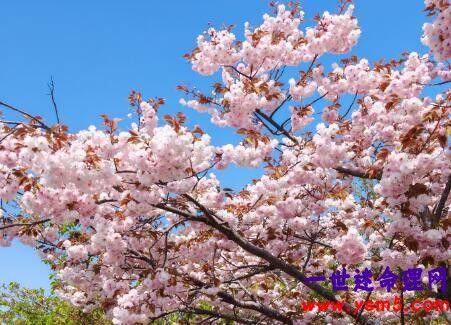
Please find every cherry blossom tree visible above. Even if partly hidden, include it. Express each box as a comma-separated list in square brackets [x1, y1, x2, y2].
[0, 1, 449, 324]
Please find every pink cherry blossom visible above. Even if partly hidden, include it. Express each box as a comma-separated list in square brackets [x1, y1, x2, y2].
[0, 1, 449, 324]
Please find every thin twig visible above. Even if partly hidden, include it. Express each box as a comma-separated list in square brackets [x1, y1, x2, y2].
[47, 76, 61, 124]
[0, 218, 50, 231]
[341, 91, 358, 120]
[0, 101, 50, 130]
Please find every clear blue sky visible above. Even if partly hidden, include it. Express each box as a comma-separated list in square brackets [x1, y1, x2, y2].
[0, 0, 429, 291]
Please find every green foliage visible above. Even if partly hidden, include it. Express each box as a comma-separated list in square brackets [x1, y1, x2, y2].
[352, 178, 379, 204]
[0, 282, 110, 325]
[58, 221, 78, 236]
[0, 282, 217, 325]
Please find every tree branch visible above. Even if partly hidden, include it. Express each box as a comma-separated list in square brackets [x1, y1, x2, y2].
[47, 76, 61, 124]
[156, 201, 375, 324]
[0, 218, 50, 231]
[0, 101, 50, 130]
[255, 109, 299, 144]
[432, 174, 451, 225]
[340, 91, 358, 120]
[334, 166, 382, 180]
[188, 276, 292, 324]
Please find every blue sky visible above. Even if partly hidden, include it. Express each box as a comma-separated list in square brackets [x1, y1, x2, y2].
[0, 0, 429, 290]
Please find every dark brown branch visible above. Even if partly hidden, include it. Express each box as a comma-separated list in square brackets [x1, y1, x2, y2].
[302, 238, 315, 272]
[432, 174, 451, 225]
[161, 220, 185, 268]
[0, 101, 50, 130]
[341, 91, 358, 120]
[223, 65, 253, 80]
[269, 94, 291, 119]
[196, 215, 372, 323]
[335, 166, 382, 180]
[47, 76, 61, 124]
[0, 125, 19, 144]
[223, 265, 275, 283]
[188, 276, 292, 324]
[281, 92, 329, 128]
[270, 56, 319, 118]
[153, 203, 198, 221]
[255, 109, 299, 144]
[0, 218, 50, 231]
[289, 232, 332, 249]
[0, 120, 40, 127]
[420, 80, 451, 86]
[156, 202, 374, 325]
[254, 113, 281, 135]
[182, 194, 225, 223]
[126, 249, 156, 268]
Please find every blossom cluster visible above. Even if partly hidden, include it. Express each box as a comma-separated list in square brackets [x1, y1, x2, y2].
[0, 1, 450, 324]
[421, 0, 451, 60]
